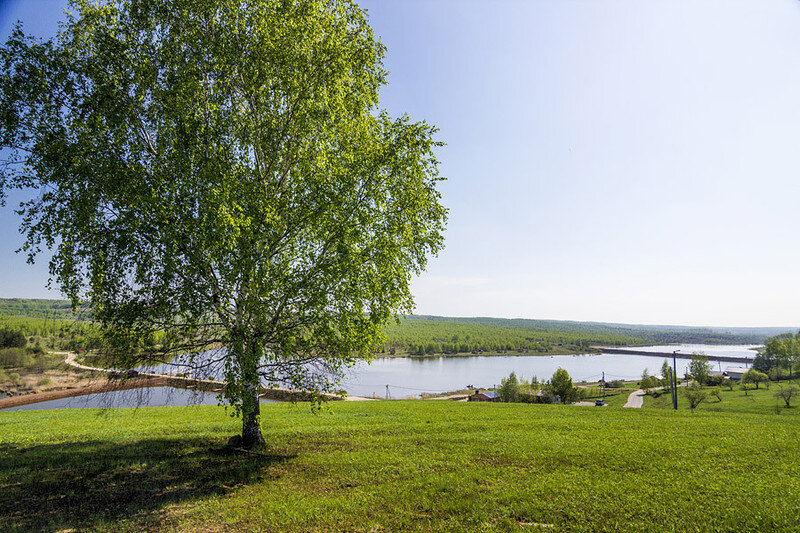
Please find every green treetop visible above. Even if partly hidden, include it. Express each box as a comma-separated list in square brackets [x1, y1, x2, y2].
[0, 0, 447, 446]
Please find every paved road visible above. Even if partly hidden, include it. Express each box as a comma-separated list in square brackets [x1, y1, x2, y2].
[623, 389, 646, 408]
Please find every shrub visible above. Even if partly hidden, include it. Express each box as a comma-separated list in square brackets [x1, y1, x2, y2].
[0, 348, 31, 369]
[683, 383, 707, 410]
[741, 369, 769, 390]
[775, 385, 799, 408]
[0, 327, 26, 349]
[37, 377, 52, 386]
[518, 390, 538, 403]
[8, 372, 21, 384]
[607, 380, 624, 389]
[640, 376, 658, 392]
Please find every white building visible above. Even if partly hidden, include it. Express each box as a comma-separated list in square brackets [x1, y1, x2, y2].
[725, 366, 750, 380]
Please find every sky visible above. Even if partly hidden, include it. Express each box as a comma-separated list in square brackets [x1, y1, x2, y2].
[1, 0, 799, 327]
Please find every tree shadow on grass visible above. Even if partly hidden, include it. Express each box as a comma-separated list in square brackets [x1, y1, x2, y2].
[0, 438, 295, 531]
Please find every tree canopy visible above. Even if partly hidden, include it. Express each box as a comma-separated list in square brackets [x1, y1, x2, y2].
[0, 0, 447, 445]
[688, 352, 711, 386]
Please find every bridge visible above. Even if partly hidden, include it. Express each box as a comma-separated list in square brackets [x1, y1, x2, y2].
[599, 347, 755, 364]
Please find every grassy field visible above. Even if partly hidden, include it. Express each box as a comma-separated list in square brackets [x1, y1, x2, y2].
[1, 401, 799, 532]
[644, 378, 800, 415]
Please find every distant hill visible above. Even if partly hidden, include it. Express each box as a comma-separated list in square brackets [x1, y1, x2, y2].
[406, 315, 794, 345]
[0, 298, 90, 320]
[1, 299, 793, 355]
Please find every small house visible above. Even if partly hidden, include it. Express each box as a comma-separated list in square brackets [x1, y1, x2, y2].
[469, 389, 501, 402]
[725, 366, 749, 380]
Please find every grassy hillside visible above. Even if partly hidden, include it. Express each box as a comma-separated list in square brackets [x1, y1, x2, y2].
[1, 401, 798, 532]
[644, 378, 800, 415]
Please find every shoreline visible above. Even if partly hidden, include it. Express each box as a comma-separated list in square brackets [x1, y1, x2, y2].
[0, 376, 168, 410]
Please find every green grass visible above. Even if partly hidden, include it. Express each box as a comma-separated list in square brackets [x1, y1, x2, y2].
[1, 401, 799, 532]
[644, 379, 800, 415]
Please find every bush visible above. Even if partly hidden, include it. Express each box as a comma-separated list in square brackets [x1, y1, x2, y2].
[607, 380, 624, 389]
[0, 327, 26, 349]
[640, 376, 658, 391]
[741, 369, 769, 390]
[518, 390, 538, 403]
[706, 374, 725, 387]
[8, 372, 21, 384]
[0, 348, 31, 369]
[37, 377, 52, 386]
[683, 383, 707, 410]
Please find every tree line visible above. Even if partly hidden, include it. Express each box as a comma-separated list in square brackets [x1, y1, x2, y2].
[381, 318, 650, 356]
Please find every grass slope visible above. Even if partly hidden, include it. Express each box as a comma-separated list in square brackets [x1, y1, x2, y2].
[1, 402, 799, 532]
[645, 379, 800, 415]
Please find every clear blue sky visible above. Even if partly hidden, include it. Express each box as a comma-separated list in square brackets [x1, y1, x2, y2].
[1, 0, 799, 327]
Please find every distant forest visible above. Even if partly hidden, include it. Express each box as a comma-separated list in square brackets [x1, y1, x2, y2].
[0, 299, 792, 357]
[406, 316, 790, 346]
[0, 299, 89, 321]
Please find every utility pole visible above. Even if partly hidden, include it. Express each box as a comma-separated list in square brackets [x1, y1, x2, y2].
[672, 350, 679, 410]
[601, 371, 605, 400]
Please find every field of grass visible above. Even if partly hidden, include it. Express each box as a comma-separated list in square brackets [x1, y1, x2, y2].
[644, 378, 800, 415]
[2, 401, 799, 532]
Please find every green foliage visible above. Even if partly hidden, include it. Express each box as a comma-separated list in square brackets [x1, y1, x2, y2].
[0, 0, 447, 442]
[774, 385, 798, 408]
[0, 298, 89, 320]
[0, 348, 29, 369]
[382, 317, 649, 356]
[550, 368, 578, 404]
[36, 377, 52, 386]
[688, 353, 712, 385]
[741, 369, 769, 390]
[0, 327, 26, 348]
[683, 383, 708, 410]
[498, 371, 520, 402]
[1, 402, 800, 531]
[761, 332, 800, 376]
[409, 315, 777, 344]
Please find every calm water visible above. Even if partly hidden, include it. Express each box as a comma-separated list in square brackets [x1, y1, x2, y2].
[2, 344, 758, 409]
[339, 344, 759, 398]
[3, 386, 265, 411]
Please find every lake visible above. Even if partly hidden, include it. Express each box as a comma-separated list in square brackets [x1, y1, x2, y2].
[339, 344, 759, 398]
[2, 344, 758, 409]
[3, 386, 260, 412]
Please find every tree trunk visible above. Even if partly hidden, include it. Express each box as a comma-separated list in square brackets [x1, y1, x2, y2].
[240, 339, 265, 447]
[242, 388, 265, 447]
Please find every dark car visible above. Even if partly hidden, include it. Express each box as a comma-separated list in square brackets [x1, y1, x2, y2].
[595, 399, 606, 406]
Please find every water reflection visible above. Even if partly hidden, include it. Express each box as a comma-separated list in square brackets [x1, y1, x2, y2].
[4, 386, 274, 411]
